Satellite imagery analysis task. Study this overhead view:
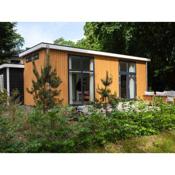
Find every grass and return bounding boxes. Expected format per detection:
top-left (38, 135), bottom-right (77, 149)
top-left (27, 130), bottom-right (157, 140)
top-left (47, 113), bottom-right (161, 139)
top-left (83, 130), bottom-right (175, 153)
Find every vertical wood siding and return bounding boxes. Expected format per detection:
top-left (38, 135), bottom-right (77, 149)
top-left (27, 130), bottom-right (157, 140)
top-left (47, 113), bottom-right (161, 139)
top-left (24, 49), bottom-right (147, 105)
top-left (24, 49), bottom-right (45, 106)
top-left (94, 56), bottom-right (119, 100)
top-left (49, 50), bottom-right (68, 105)
top-left (24, 49), bottom-right (68, 106)
top-left (136, 62), bottom-right (147, 98)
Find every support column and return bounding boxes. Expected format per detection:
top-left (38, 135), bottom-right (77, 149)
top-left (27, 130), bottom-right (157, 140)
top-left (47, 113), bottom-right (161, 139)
top-left (6, 67), bottom-right (10, 96)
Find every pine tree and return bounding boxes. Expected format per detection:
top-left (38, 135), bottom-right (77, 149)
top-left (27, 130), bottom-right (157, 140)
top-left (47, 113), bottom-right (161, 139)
top-left (27, 49), bottom-right (62, 112)
top-left (97, 71), bottom-right (113, 116)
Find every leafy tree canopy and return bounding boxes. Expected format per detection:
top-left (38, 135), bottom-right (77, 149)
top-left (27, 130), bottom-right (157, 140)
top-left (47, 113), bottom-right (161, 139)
top-left (54, 37), bottom-right (90, 49)
top-left (53, 23), bottom-right (175, 90)
top-left (54, 37), bottom-right (76, 47)
top-left (0, 22), bottom-right (24, 63)
top-left (83, 22), bottom-right (175, 90)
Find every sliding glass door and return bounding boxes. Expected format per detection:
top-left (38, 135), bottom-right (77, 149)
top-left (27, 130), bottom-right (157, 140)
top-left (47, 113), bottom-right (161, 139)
top-left (69, 55), bottom-right (94, 105)
top-left (119, 62), bottom-right (136, 99)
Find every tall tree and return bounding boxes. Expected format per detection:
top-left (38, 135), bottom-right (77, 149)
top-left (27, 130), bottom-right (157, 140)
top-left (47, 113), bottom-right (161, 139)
top-left (54, 37), bottom-right (90, 49)
top-left (83, 22), bottom-right (175, 90)
top-left (0, 22), bottom-right (24, 63)
top-left (54, 37), bottom-right (76, 47)
top-left (27, 50), bottom-right (62, 112)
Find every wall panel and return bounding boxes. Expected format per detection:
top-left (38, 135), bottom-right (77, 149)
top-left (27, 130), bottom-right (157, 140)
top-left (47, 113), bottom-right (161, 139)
top-left (136, 62), bottom-right (147, 98)
top-left (94, 56), bottom-right (119, 100)
top-left (24, 49), bottom-right (68, 106)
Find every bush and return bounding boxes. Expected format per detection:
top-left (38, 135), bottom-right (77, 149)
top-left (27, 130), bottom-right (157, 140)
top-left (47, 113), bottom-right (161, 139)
top-left (23, 106), bottom-right (78, 152)
top-left (0, 90), bottom-right (8, 113)
top-left (0, 99), bottom-right (175, 152)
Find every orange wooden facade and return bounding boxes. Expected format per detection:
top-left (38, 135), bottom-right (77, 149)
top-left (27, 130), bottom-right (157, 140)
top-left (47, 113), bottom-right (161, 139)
top-left (23, 48), bottom-right (147, 106)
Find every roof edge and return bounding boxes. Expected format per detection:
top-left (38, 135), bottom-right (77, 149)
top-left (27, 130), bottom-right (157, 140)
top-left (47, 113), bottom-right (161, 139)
top-left (0, 64), bottom-right (24, 69)
top-left (19, 42), bottom-right (151, 62)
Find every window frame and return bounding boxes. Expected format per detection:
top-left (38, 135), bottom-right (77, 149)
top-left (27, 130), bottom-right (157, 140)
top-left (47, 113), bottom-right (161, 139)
top-left (68, 54), bottom-right (95, 105)
top-left (25, 52), bottom-right (39, 63)
top-left (119, 61), bottom-right (136, 99)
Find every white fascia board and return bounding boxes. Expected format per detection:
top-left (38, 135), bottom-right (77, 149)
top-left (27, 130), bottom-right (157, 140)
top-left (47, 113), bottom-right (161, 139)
top-left (0, 64), bottom-right (24, 69)
top-left (19, 43), bottom-right (151, 62)
top-left (19, 43), bottom-right (45, 57)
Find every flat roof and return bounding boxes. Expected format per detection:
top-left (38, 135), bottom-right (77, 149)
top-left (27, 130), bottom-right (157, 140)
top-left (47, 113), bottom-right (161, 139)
top-left (19, 42), bottom-right (151, 62)
top-left (0, 64), bottom-right (24, 69)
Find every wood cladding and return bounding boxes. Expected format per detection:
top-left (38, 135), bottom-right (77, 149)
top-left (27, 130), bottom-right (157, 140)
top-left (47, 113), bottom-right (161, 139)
top-left (94, 56), bottom-right (119, 100)
top-left (24, 49), bottom-right (147, 105)
top-left (24, 49), bottom-right (68, 106)
top-left (49, 50), bottom-right (68, 105)
top-left (136, 62), bottom-right (147, 98)
top-left (24, 49), bottom-right (45, 106)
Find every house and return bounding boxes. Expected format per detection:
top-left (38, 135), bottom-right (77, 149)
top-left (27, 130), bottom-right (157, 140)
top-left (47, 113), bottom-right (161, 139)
top-left (0, 64), bottom-right (24, 102)
top-left (19, 42), bottom-right (150, 106)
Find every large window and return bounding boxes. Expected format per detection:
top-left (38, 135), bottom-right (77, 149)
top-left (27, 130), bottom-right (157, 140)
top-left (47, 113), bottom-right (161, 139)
top-left (119, 62), bottom-right (136, 99)
top-left (69, 55), bottom-right (94, 105)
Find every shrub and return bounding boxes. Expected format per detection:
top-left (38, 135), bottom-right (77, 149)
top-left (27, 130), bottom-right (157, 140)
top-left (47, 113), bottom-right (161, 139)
top-left (23, 106), bottom-right (78, 152)
top-left (0, 98), bottom-right (175, 152)
top-left (0, 90), bottom-right (8, 113)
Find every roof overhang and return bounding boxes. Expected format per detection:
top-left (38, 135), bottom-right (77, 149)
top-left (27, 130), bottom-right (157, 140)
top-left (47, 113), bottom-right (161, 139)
top-left (0, 64), bottom-right (24, 70)
top-left (19, 42), bottom-right (151, 62)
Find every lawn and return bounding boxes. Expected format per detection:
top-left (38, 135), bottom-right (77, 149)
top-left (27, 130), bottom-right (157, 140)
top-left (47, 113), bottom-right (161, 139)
top-left (85, 130), bottom-right (175, 153)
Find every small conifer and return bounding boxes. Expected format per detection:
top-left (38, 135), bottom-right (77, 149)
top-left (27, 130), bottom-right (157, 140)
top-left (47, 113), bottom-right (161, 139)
top-left (27, 49), bottom-right (62, 112)
top-left (97, 71), bottom-right (112, 115)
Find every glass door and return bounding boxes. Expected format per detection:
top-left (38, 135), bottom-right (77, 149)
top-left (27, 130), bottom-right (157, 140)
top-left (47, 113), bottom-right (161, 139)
top-left (69, 55), bottom-right (94, 105)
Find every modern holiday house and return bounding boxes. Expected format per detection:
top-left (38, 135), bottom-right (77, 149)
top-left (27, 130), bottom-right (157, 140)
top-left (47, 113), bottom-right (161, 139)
top-left (19, 42), bottom-right (150, 106)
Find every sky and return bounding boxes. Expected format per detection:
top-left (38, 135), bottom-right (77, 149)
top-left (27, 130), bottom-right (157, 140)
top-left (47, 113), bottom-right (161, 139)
top-left (17, 22), bottom-right (85, 48)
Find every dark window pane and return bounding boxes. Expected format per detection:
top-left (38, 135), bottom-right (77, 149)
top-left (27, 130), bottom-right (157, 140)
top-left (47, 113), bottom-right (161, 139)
top-left (120, 62), bottom-right (127, 72)
top-left (70, 56), bottom-right (91, 71)
top-left (82, 73), bottom-right (90, 103)
top-left (71, 56), bottom-right (82, 70)
top-left (72, 73), bottom-right (82, 104)
top-left (121, 74), bottom-right (127, 98)
top-left (82, 58), bottom-right (90, 71)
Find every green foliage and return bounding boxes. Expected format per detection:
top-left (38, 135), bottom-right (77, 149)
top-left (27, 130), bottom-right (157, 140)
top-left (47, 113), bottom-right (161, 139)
top-left (27, 50), bottom-right (62, 112)
top-left (0, 89), bottom-right (20, 116)
top-left (54, 37), bottom-right (90, 49)
top-left (23, 106), bottom-right (77, 152)
top-left (83, 22), bottom-right (175, 90)
top-left (1, 99), bottom-right (175, 152)
top-left (0, 22), bottom-right (24, 63)
top-left (97, 71), bottom-right (113, 115)
top-left (54, 37), bottom-right (77, 47)
top-left (53, 23), bottom-right (175, 89)
top-left (97, 71), bottom-right (113, 101)
top-left (0, 90), bottom-right (8, 112)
